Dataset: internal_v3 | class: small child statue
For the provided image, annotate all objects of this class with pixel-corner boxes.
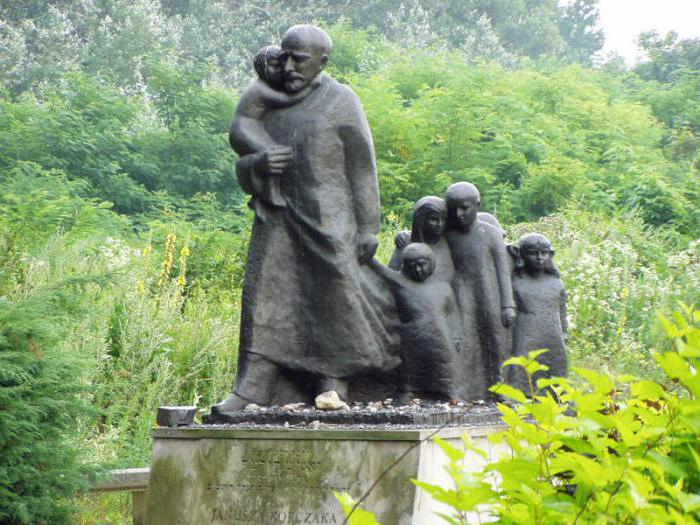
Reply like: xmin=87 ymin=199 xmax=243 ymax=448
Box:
xmin=229 ymin=45 xmax=320 ymax=209
xmin=369 ymin=243 xmax=463 ymax=404
xmin=508 ymin=233 xmax=568 ymax=387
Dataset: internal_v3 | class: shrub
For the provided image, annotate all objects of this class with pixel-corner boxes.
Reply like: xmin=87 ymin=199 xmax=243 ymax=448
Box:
xmin=0 ymin=286 xmax=93 ymax=524
xmin=340 ymin=306 xmax=700 ymax=524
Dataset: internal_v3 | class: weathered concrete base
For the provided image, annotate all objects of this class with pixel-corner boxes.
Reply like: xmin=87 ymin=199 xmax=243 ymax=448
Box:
xmin=144 ymin=425 xmax=506 ymax=525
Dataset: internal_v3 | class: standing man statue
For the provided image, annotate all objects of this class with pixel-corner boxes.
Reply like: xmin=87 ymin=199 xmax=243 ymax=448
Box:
xmin=213 ymin=25 xmax=397 ymax=415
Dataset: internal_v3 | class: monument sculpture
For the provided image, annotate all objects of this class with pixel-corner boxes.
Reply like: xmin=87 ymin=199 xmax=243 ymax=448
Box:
xmin=387 ymin=229 xmax=411 ymax=270
xmin=508 ymin=233 xmax=568 ymax=389
xmin=147 ymin=25 xmax=571 ymax=524
xmin=228 ymin=45 xmax=320 ymax=213
xmin=209 ymin=24 xmax=568 ymax=414
xmin=388 ymin=196 xmax=455 ymax=284
xmin=443 ymin=182 xmax=517 ymax=397
xmin=369 ymin=243 xmax=462 ymax=404
xmin=213 ymin=25 xmax=397 ymax=415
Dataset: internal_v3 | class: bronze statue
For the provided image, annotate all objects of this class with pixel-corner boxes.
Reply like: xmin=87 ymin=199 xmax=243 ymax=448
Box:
xmin=207 ymin=25 xmax=571 ymax=416
xmin=369 ymin=244 xmax=462 ymax=403
xmin=228 ymin=45 xmax=318 ymax=214
xmin=508 ymin=233 xmax=568 ymax=388
xmin=388 ymin=229 xmax=411 ymax=271
xmin=388 ymin=196 xmax=455 ymax=283
xmin=213 ymin=25 xmax=397 ymax=414
xmin=444 ymin=182 xmax=516 ymax=398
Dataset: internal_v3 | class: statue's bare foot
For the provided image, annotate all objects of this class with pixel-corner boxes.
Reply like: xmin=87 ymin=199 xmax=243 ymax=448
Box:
xmin=210 ymin=393 xmax=250 ymax=416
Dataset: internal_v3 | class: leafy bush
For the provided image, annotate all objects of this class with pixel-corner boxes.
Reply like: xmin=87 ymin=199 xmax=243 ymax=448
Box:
xmin=340 ymin=306 xmax=700 ymax=524
xmin=0 ymin=72 xmax=241 ymax=215
xmin=0 ymin=284 xmax=93 ymax=524
xmin=348 ymin=57 xmax=699 ymax=233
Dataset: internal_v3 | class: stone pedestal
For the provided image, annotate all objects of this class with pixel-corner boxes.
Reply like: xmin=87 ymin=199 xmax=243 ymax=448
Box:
xmin=144 ymin=425 xmax=506 ymax=525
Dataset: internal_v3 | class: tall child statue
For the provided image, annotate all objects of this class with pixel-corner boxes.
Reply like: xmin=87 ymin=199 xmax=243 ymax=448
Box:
xmin=444 ymin=182 xmax=516 ymax=397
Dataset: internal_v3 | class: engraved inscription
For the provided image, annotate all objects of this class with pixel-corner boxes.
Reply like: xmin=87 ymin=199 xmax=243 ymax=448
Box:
xmin=207 ymin=447 xmax=347 ymax=523
xmin=206 ymin=449 xmax=349 ymax=494
xmin=210 ymin=507 xmax=340 ymax=524
xmin=207 ymin=481 xmax=349 ymax=493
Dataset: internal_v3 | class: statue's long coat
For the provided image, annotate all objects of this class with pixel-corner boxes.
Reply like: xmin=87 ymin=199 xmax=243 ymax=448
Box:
xmin=235 ymin=75 xmax=398 ymax=379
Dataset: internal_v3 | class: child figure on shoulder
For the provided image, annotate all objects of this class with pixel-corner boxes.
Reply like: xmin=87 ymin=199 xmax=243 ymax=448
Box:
xmin=229 ymin=45 xmax=320 ymax=210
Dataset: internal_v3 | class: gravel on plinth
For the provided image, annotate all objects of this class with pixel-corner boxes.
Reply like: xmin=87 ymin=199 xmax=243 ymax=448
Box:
xmin=202 ymin=399 xmax=503 ymax=429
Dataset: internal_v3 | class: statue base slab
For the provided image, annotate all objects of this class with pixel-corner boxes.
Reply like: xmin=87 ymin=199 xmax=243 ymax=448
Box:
xmin=203 ymin=401 xmax=502 ymax=427
xmin=144 ymin=424 xmax=506 ymax=525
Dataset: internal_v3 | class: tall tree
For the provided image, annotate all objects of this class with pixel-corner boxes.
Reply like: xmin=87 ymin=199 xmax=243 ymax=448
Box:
xmin=636 ymin=31 xmax=700 ymax=83
xmin=558 ymin=0 xmax=605 ymax=65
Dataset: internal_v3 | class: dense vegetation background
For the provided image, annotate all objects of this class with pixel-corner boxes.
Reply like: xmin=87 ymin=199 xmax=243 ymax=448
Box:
xmin=0 ymin=1 xmax=697 ymax=523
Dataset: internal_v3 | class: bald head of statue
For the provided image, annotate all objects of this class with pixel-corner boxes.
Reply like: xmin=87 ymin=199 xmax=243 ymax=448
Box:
xmin=280 ymin=25 xmax=333 ymax=93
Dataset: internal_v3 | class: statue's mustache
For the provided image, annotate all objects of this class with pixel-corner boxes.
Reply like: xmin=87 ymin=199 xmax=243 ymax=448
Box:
xmin=284 ymin=72 xmax=304 ymax=80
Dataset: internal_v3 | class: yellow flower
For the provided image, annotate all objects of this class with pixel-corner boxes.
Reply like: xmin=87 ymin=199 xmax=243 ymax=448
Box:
xmin=157 ymin=233 xmax=177 ymax=295
xmin=177 ymin=241 xmax=190 ymax=289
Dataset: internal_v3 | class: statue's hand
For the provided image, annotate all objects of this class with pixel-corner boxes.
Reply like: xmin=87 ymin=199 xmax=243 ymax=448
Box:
xmin=501 ymin=306 xmax=516 ymax=327
xmin=394 ymin=230 xmax=411 ymax=249
xmin=357 ymin=233 xmax=379 ymax=264
xmin=253 ymin=146 xmax=293 ymax=176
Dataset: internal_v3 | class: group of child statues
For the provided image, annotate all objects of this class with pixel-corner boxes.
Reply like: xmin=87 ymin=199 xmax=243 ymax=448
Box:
xmin=371 ymin=182 xmax=568 ymax=403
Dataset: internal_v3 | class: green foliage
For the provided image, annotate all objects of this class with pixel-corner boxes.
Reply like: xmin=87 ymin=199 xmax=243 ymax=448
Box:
xmin=336 ymin=492 xmax=381 ymax=525
xmin=0 ymin=277 xmax=94 ymax=524
xmin=0 ymin=162 xmax=126 ymax=244
xmin=0 ymin=0 xmax=605 ymax=98
xmin=636 ymin=31 xmax=700 ymax=84
xmin=1 ymin=11 xmax=696 ymax=233
xmin=0 ymin=162 xmax=245 ymax=522
xmin=90 ymin=266 xmax=239 ymax=465
xmin=445 ymin=308 xmax=700 ymax=523
xmin=351 ymin=58 xmax=698 ymax=233
xmin=0 ymin=70 xmax=241 ymax=214
xmin=557 ymin=0 xmax=605 ymax=65
xmin=466 ymin=0 xmax=565 ymax=59
xmin=343 ymin=308 xmax=700 ymax=524
xmin=624 ymin=33 xmax=700 ymax=192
